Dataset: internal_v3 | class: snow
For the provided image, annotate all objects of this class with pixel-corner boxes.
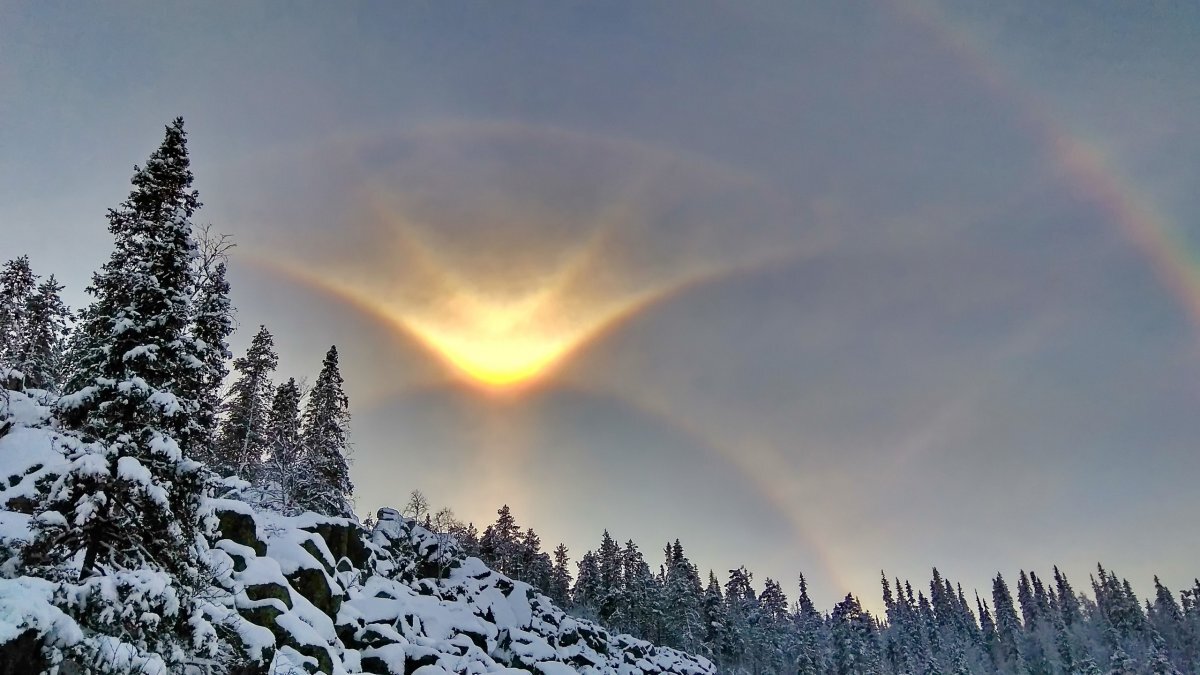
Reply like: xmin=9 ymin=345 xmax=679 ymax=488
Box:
xmin=275 ymin=608 xmax=333 ymax=649
xmin=115 ymin=376 xmax=151 ymax=395
xmin=116 ymin=457 xmax=170 ymax=506
xmin=271 ymin=645 xmax=318 ymax=674
xmin=115 ymin=456 xmax=151 ymax=484
xmin=0 ymin=511 xmax=33 ymax=548
xmin=266 ymin=525 xmax=336 ymax=575
xmin=0 ymin=576 xmax=83 ymax=646
xmin=209 ymin=496 xmax=256 ymax=517
xmin=66 ymin=451 xmax=111 ymax=479
xmin=147 ymin=391 xmax=181 ymax=415
xmin=0 ymin=390 xmax=54 ymax=428
xmin=362 ymin=642 xmax=407 ymax=670
xmin=121 ymin=345 xmax=159 ymax=362
xmin=232 ymin=554 xmax=287 ymax=590
xmin=83 ymin=634 xmax=169 ymax=675
xmin=0 ymin=388 xmax=715 ymax=675
xmin=147 ymin=432 xmax=182 ymax=461
xmin=0 ymin=427 xmax=60 ymax=470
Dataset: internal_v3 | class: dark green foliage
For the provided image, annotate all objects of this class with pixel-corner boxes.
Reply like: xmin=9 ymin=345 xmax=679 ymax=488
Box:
xmin=20 ymin=117 xmax=220 ymax=665
xmin=830 ymin=593 xmax=881 ymax=675
xmin=13 ymin=275 xmax=70 ymax=391
xmin=298 ymin=345 xmax=352 ymax=517
xmin=548 ymin=543 xmax=572 ymax=607
xmin=0 ymin=259 xmax=70 ymax=392
xmin=28 ymin=117 xmax=209 ymax=579
xmin=0 ymin=256 xmax=37 ymax=374
xmin=257 ymin=378 xmax=305 ymax=513
xmin=215 ymin=325 xmax=278 ymax=477
xmin=573 ymin=550 xmax=603 ymax=615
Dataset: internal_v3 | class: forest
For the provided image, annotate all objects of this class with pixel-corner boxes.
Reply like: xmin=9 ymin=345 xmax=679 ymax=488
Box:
xmin=431 ymin=496 xmax=1200 ymax=675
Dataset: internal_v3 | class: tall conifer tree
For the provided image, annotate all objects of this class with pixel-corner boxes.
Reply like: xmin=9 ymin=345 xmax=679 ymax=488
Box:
xmin=573 ymin=550 xmax=603 ymax=615
xmin=481 ymin=504 xmax=521 ymax=576
xmin=662 ymin=540 xmax=703 ymax=652
xmin=596 ymin=530 xmax=624 ymax=622
xmin=215 ymin=325 xmax=277 ymax=476
xmin=23 ymin=118 xmax=216 ymax=661
xmin=549 ymin=543 xmax=572 ymax=607
xmin=992 ymin=573 xmax=1025 ymax=673
xmin=299 ymin=345 xmax=352 ymax=516
xmin=13 ymin=275 xmax=70 ymax=391
xmin=701 ymin=571 xmax=728 ymax=662
xmin=0 ymin=255 xmax=37 ymax=381
xmin=258 ymin=378 xmax=304 ymax=513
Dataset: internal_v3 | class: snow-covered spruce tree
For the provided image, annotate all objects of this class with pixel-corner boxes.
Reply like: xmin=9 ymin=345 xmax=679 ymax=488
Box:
xmin=519 ymin=527 xmax=553 ymax=592
xmin=0 ymin=255 xmax=37 ymax=383
xmin=480 ymin=504 xmax=520 ymax=576
xmin=256 ymin=377 xmax=305 ymax=514
xmin=572 ymin=550 xmax=602 ymax=617
xmin=756 ymin=577 xmax=791 ymax=673
xmin=22 ymin=118 xmax=220 ymax=666
xmin=992 ymin=572 xmax=1025 ymax=673
xmin=829 ymin=593 xmax=881 ymax=675
xmin=661 ymin=539 xmax=704 ymax=653
xmin=189 ymin=259 xmax=233 ymax=455
xmin=548 ymin=543 xmax=572 ymax=607
xmin=699 ymin=571 xmax=727 ymax=663
xmin=214 ymin=324 xmax=276 ymax=477
xmin=793 ymin=573 xmax=825 ymax=675
xmin=12 ymin=274 xmax=71 ymax=392
xmin=617 ymin=539 xmax=659 ymax=638
xmin=722 ymin=565 xmax=758 ymax=671
xmin=297 ymin=345 xmax=352 ymax=516
xmin=449 ymin=519 xmax=481 ymax=557
xmin=596 ymin=529 xmax=624 ymax=623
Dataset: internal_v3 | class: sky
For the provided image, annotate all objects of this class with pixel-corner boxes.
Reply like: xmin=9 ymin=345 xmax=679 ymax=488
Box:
xmin=2 ymin=1 xmax=1199 ymax=612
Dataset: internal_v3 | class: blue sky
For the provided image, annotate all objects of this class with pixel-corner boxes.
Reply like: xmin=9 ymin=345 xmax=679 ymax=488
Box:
xmin=2 ymin=1 xmax=1198 ymax=611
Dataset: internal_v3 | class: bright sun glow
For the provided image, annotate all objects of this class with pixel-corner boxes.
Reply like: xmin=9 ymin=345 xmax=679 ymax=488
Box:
xmin=242 ymin=125 xmax=804 ymax=392
xmin=404 ymin=311 xmax=607 ymax=389
xmin=249 ymin=133 xmax=796 ymax=393
xmin=258 ymin=218 xmax=698 ymax=392
xmin=338 ymin=279 xmax=669 ymax=392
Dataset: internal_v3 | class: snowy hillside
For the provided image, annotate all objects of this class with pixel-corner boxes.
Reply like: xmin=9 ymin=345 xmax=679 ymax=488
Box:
xmin=0 ymin=389 xmax=716 ymax=674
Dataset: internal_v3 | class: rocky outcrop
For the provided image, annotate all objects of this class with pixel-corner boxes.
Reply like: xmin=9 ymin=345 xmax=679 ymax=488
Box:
xmin=0 ymin=629 xmax=48 ymax=675
xmin=203 ymin=505 xmax=715 ymax=674
xmin=0 ymin=390 xmax=715 ymax=674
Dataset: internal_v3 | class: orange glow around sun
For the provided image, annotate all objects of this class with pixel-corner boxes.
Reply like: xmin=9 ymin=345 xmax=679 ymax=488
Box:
xmin=397 ymin=291 xmax=657 ymax=389
xmin=245 ymin=124 xmax=803 ymax=392
xmin=257 ymin=204 xmax=704 ymax=392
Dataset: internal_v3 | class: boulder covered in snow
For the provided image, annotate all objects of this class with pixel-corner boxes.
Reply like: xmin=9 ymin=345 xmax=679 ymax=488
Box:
xmin=0 ymin=390 xmax=716 ymax=674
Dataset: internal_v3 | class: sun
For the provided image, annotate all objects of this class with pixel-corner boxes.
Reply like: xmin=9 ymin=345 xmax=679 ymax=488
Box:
xmin=402 ymin=317 xmax=573 ymax=389
xmin=253 ymin=222 xmax=696 ymax=393
xmin=241 ymin=123 xmax=803 ymax=391
xmin=263 ymin=268 xmax=678 ymax=393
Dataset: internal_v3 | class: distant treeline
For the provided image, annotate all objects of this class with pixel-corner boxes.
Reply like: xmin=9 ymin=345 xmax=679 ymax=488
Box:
xmin=410 ymin=495 xmax=1198 ymax=675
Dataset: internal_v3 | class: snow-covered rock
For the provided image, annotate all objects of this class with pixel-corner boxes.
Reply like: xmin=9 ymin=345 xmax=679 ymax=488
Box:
xmin=0 ymin=390 xmax=715 ymax=674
